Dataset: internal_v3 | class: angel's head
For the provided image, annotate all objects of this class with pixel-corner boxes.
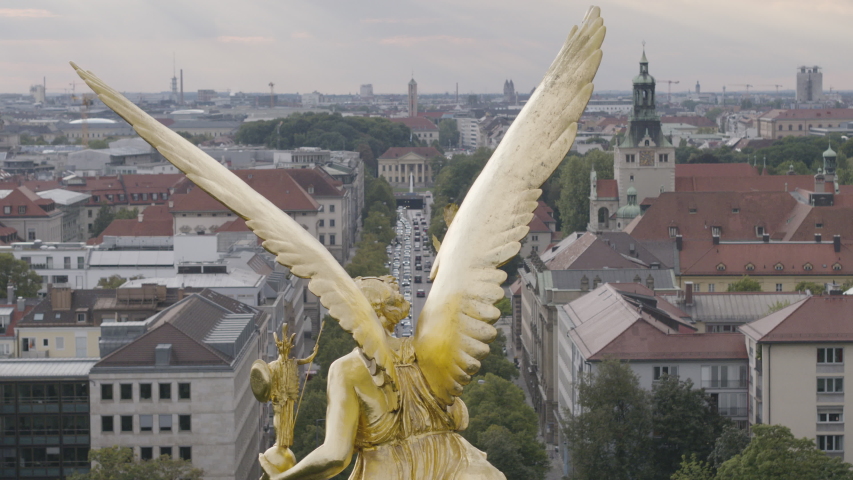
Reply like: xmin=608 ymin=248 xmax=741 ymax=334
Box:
xmin=355 ymin=275 xmax=410 ymax=332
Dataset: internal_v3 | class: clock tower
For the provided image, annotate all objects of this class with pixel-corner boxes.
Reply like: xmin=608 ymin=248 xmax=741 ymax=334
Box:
xmin=612 ymin=49 xmax=674 ymax=225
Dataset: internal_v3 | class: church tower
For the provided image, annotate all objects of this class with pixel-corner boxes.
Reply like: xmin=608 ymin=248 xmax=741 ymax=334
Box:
xmin=408 ymin=77 xmax=418 ymax=118
xmin=611 ymin=49 xmax=675 ymax=228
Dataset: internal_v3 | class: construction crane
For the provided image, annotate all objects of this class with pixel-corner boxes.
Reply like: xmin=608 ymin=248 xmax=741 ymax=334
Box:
xmin=269 ymin=82 xmax=275 ymax=108
xmin=729 ymin=84 xmax=753 ymax=99
xmin=658 ymin=79 xmax=680 ymax=103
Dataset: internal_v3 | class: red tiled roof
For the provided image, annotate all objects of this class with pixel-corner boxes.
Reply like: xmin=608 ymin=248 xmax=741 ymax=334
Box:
xmin=378 ymin=147 xmax=443 ymax=159
xmin=0 ymin=187 xmax=52 ymax=218
xmin=761 ymin=108 xmax=853 ymax=120
xmin=389 ymin=117 xmax=439 ymax=131
xmin=547 ymin=232 xmax=640 ymax=270
xmin=21 ymin=180 xmax=61 ymax=192
xmin=675 ymin=174 xmax=814 ymax=193
xmin=675 ymin=163 xmax=758 ymax=178
xmin=533 ymin=201 xmax=556 ymax=224
xmin=0 ymin=304 xmax=35 ymax=339
xmin=286 ymin=168 xmax=343 ymax=197
xmin=170 ymin=169 xmax=319 ymax=213
xmin=528 ymin=214 xmax=550 ymax=233
xmin=596 ymin=179 xmax=618 ymax=198
xmin=215 ymin=218 xmax=250 ymax=232
xmin=418 ymin=112 xmax=446 ymax=120
xmin=679 ymin=240 xmax=853 ymax=276
xmin=593 ymin=320 xmax=747 ymax=361
xmin=742 ymin=296 xmax=853 ymax=343
xmin=628 ymin=191 xmax=798 ymax=241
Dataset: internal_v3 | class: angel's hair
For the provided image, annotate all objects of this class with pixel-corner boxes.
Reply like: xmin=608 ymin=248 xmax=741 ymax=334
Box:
xmin=353 ymin=275 xmax=399 ymax=308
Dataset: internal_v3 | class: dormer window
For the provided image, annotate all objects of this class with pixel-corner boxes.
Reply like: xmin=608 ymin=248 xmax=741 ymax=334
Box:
xmin=732 ymin=208 xmax=740 ymax=213
xmin=716 ymin=263 xmax=726 ymax=271
xmin=833 ymin=263 xmax=842 ymax=271
xmin=711 ymin=226 xmax=722 ymax=237
xmin=756 ymin=226 xmax=765 ymax=237
xmin=689 ymin=208 xmax=697 ymax=214
xmin=745 ymin=263 xmax=755 ymax=271
xmin=803 ymin=263 xmax=813 ymax=271
xmin=3 ymin=206 xmax=9 ymax=215
xmin=774 ymin=263 xmax=784 ymax=271
xmin=816 ymin=223 xmax=824 ymax=228
xmin=580 ymin=275 xmax=589 ymax=291
xmin=644 ymin=140 xmax=650 ymax=146
xmin=18 ymin=206 xmax=25 ymax=215
xmin=668 ymin=226 xmax=679 ymax=238
xmin=308 ymin=185 xmax=315 ymax=194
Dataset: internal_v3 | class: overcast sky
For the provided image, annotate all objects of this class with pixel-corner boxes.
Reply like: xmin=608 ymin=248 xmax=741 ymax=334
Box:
xmin=1 ymin=0 xmax=851 ymax=97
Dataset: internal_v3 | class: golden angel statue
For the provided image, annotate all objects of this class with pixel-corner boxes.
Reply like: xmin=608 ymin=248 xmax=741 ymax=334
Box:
xmin=71 ymin=6 xmax=604 ymax=479
xmin=250 ymin=323 xmax=323 ymax=477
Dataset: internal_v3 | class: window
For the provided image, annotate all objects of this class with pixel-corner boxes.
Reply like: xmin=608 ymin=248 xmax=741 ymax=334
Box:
xmin=101 ymin=416 xmax=114 ymax=433
xmin=818 ymin=378 xmax=844 ymax=393
xmin=42 ymin=338 xmax=49 ymax=347
xmin=179 ymin=415 xmax=191 ymax=432
xmin=778 ymin=124 xmax=783 ymax=130
xmin=121 ymin=415 xmax=133 ymax=432
xmin=18 ymin=206 xmax=25 ymax=215
xmin=773 ymin=263 xmax=784 ymax=271
xmin=178 ymin=383 xmax=190 ymax=400
xmin=160 ymin=446 xmax=173 ymax=458
xmin=318 ymin=220 xmax=324 ymax=227
xmin=756 ymin=226 xmax=765 ymax=237
xmin=818 ymin=348 xmax=844 ymax=364
xmin=776 ymin=284 xmax=783 ymax=292
xmin=708 ymin=284 xmax=715 ymax=292
xmin=711 ymin=226 xmax=721 ymax=237
xmin=819 ymin=411 xmax=843 ymax=423
xmin=659 ymin=153 xmax=669 ymax=162
xmin=179 ymin=446 xmax=192 ymax=461
xmin=816 ymin=223 xmax=824 ymax=229
xmin=732 ymin=208 xmax=740 ymax=213
xmin=625 ymin=154 xmax=636 ymax=163
xmin=531 ymin=235 xmax=538 ymax=242
xmin=689 ymin=208 xmax=697 ymax=214
xmin=101 ymin=384 xmax=114 ymax=400
xmin=78 ymin=257 xmax=84 ymax=269
xmin=140 ymin=415 xmax=153 ymax=432
xmin=159 ymin=415 xmax=172 ymax=432
xmin=64 ymin=257 xmax=70 ymax=269
xmin=833 ymin=263 xmax=842 ymax=271
xmin=330 ymin=234 xmax=336 ymax=245
xmin=140 ymin=447 xmax=153 ymax=461
xmin=330 ymin=219 xmax=335 ymax=227
xmin=120 ymin=384 xmax=132 ymax=400
xmin=716 ymin=263 xmax=726 ymax=271
xmin=28 ymin=230 xmax=35 ymax=241
xmin=319 ymin=234 xmax=325 ymax=245
xmin=788 ymin=124 xmax=793 ymax=131
xmin=2 ymin=207 xmax=8 ymax=215
xmin=330 ymin=205 xmax=335 ymax=213
xmin=132 ymin=194 xmax=139 ymax=201
xmin=804 ymin=263 xmax=814 ymax=271
xmin=818 ymin=435 xmax=844 ymax=452
xmin=76 ymin=313 xmax=86 ymax=322
xmin=140 ymin=383 xmax=152 ymax=400
xmin=668 ymin=227 xmax=678 ymax=238
xmin=653 ymin=366 xmax=678 ymax=380
xmin=159 ymin=383 xmax=171 ymax=400
xmin=745 ymin=263 xmax=755 ymax=271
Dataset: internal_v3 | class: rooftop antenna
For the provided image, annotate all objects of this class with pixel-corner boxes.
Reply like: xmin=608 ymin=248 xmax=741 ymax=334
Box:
xmin=269 ymin=82 xmax=275 ymax=108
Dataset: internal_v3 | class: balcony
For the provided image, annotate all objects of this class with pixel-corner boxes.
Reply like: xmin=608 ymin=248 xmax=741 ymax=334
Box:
xmin=21 ymin=351 xmax=49 ymax=359
xmin=717 ymin=406 xmax=748 ymax=417
xmin=702 ymin=379 xmax=748 ymax=389
xmin=755 ymin=385 xmax=762 ymax=400
xmin=754 ymin=358 xmax=762 ymax=374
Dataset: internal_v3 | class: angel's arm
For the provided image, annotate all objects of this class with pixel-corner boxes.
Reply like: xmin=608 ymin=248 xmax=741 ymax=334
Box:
xmin=272 ymin=358 xmax=359 ymax=480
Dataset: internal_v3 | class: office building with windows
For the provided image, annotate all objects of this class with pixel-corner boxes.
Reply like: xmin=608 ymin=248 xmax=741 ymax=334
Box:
xmin=88 ymin=289 xmax=269 ymax=480
xmin=0 ymin=359 xmax=96 ymax=480
xmin=741 ymin=295 xmax=853 ymax=461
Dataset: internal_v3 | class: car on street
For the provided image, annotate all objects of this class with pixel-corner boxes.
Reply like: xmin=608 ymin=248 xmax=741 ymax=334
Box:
xmin=414 ymin=275 xmax=422 ymax=283
xmin=416 ymin=289 xmax=425 ymax=297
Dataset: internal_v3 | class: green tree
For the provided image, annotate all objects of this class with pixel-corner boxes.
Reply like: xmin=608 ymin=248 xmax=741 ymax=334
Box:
xmin=356 ymin=143 xmax=376 ymax=176
xmin=51 ymin=136 xmax=69 ymax=145
xmin=476 ymin=329 xmax=518 ymax=381
xmin=462 ymin=373 xmax=549 ymax=480
xmin=705 ymin=108 xmax=723 ymax=123
xmin=438 ymin=119 xmax=460 ymax=148
xmin=495 ymin=298 xmax=512 ymax=317
xmin=176 ymin=131 xmax=213 ymax=145
xmin=88 ymin=139 xmax=110 ymax=149
xmin=91 ymin=207 xmax=138 ymax=238
xmin=794 ymin=281 xmax=825 ymax=294
xmin=98 ymin=275 xmax=128 ymax=288
xmin=716 ymin=425 xmax=853 ymax=480
xmin=563 ymin=359 xmax=653 ymax=480
xmin=727 ymin=276 xmax=762 ymax=292
xmin=68 ymin=446 xmax=203 ymax=480
xmin=682 ymin=100 xmax=699 ymax=111
xmin=708 ymin=424 xmax=751 ymax=470
xmin=0 ymin=253 xmax=42 ymax=297
xmin=555 ymin=149 xmax=614 ymax=233
xmin=651 ymin=375 xmax=729 ymax=479
xmin=363 ymin=175 xmax=396 ymax=226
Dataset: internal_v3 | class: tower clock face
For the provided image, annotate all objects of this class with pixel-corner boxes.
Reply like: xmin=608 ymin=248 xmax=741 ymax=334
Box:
xmin=639 ymin=150 xmax=654 ymax=166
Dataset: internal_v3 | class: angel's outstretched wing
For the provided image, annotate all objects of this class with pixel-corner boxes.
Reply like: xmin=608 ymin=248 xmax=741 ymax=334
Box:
xmin=414 ymin=7 xmax=605 ymax=405
xmin=71 ymin=63 xmax=396 ymax=387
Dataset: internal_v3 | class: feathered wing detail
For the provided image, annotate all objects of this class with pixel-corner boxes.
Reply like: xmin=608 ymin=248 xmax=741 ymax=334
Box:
xmin=71 ymin=63 xmax=397 ymax=388
xmin=414 ymin=7 xmax=605 ymax=405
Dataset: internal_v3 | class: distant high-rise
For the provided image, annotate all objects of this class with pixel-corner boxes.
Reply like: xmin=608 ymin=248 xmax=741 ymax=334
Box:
xmin=695 ymin=81 xmax=700 ymax=94
xmin=408 ymin=77 xmax=418 ymax=117
xmin=796 ymin=66 xmax=824 ymax=102
xmin=503 ymin=79 xmax=516 ymax=104
xmin=29 ymin=84 xmax=45 ymax=104
xmin=360 ymin=84 xmax=373 ymax=98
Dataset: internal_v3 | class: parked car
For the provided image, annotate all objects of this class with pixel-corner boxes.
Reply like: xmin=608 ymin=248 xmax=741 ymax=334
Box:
xmin=416 ymin=289 xmax=425 ymax=298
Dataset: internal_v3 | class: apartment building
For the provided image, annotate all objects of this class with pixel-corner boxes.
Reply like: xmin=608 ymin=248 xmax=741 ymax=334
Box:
xmin=741 ymin=295 xmax=853 ymax=461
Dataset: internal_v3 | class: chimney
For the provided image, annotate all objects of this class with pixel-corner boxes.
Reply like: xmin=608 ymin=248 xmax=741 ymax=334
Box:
xmin=834 ymin=235 xmax=841 ymax=252
xmin=815 ymin=233 xmax=822 ymax=243
xmin=712 ymin=235 xmax=720 ymax=245
xmin=155 ymin=344 xmax=172 ymax=366
xmin=16 ymin=296 xmax=25 ymax=312
xmin=763 ymin=233 xmax=770 ymax=243
xmin=676 ymin=234 xmax=683 ymax=251
xmin=50 ymin=287 xmax=72 ymax=311
xmin=685 ymin=282 xmax=694 ymax=306
xmin=6 ymin=284 xmax=13 ymax=304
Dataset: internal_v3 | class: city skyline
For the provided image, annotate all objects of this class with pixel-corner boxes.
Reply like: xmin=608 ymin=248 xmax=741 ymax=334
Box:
xmin=1 ymin=0 xmax=851 ymax=97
